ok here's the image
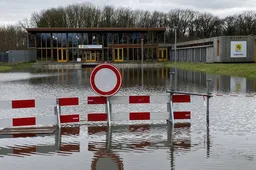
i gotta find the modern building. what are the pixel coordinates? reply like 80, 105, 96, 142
26, 28, 168, 63
169, 36, 256, 63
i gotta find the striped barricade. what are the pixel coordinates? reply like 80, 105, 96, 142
0, 97, 80, 129
87, 94, 191, 122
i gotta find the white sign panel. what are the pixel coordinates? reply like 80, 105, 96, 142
78, 45, 102, 49
77, 58, 81, 62
230, 77, 246, 93
230, 41, 247, 58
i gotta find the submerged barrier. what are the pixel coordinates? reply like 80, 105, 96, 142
87, 94, 191, 122
0, 97, 80, 129
0, 63, 213, 137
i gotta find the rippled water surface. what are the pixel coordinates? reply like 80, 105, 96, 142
0, 67, 256, 170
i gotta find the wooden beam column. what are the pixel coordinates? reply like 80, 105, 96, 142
127, 32, 129, 61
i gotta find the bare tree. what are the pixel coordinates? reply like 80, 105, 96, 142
2, 2, 256, 49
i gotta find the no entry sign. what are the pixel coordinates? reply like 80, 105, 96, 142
90, 63, 122, 97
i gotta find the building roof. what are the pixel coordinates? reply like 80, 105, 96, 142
26, 27, 166, 33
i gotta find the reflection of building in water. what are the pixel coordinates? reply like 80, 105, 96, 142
212, 75, 256, 93
0, 126, 80, 157
30, 67, 256, 92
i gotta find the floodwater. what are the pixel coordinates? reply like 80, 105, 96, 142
0, 66, 256, 170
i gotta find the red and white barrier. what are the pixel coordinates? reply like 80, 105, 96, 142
0, 97, 79, 109
87, 95, 191, 122
88, 95, 190, 104
0, 97, 80, 129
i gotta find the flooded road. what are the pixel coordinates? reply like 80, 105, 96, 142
0, 66, 256, 170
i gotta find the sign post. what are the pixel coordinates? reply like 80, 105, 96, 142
90, 63, 122, 126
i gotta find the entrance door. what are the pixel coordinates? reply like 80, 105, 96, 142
85, 51, 97, 62
158, 48, 168, 61
113, 48, 124, 62
57, 49, 68, 62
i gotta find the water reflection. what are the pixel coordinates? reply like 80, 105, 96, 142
24, 67, 256, 94
87, 122, 204, 170
0, 126, 80, 157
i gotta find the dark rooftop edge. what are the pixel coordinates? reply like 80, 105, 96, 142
26, 27, 166, 32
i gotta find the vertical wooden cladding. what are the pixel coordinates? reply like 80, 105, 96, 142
217, 40, 220, 56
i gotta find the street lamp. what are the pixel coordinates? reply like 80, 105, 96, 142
174, 26, 177, 66
141, 38, 144, 89
174, 26, 178, 90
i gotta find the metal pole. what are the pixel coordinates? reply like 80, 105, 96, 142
167, 121, 175, 169
169, 72, 175, 90
141, 39, 144, 89
206, 79, 211, 158
174, 27, 177, 90
106, 97, 112, 127
55, 124, 61, 151
168, 72, 175, 125
169, 93, 174, 125
55, 98, 61, 129
206, 79, 211, 124
174, 27, 177, 66
141, 39, 144, 65
106, 124, 112, 152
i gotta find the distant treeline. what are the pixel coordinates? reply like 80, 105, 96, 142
1, 2, 256, 51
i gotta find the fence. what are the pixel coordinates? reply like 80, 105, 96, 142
87, 95, 191, 122
0, 97, 79, 130
0, 49, 37, 64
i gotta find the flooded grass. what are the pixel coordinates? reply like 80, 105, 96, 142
164, 62, 256, 79
0, 62, 34, 72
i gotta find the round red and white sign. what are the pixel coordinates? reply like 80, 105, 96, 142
90, 63, 122, 97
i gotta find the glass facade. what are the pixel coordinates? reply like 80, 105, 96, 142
28, 30, 166, 62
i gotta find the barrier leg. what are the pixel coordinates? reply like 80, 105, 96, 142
168, 120, 175, 170
106, 125, 112, 151
169, 72, 175, 90
168, 72, 175, 125
206, 79, 212, 158
55, 125, 61, 150
167, 120, 174, 145
55, 98, 61, 129
167, 92, 175, 126
106, 97, 112, 127
206, 79, 211, 124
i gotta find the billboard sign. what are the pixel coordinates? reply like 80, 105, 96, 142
230, 41, 247, 58
78, 45, 102, 49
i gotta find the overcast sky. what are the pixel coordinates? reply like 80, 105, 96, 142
0, 0, 255, 26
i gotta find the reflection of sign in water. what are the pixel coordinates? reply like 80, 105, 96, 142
91, 150, 123, 170
89, 123, 193, 170
230, 77, 246, 93
230, 41, 247, 58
